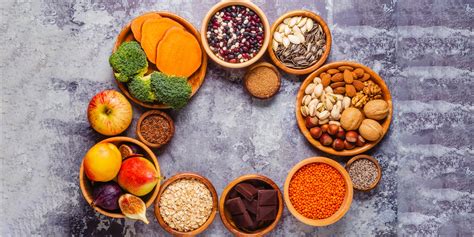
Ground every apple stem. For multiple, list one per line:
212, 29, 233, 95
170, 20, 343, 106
103, 107, 112, 115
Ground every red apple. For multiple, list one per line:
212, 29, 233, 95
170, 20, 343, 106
87, 90, 132, 136
118, 157, 159, 196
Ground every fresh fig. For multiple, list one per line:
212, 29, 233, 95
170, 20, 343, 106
118, 194, 149, 224
119, 143, 142, 159
92, 182, 122, 211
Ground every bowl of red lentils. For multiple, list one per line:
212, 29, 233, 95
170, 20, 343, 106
200, 1, 271, 69
284, 157, 353, 226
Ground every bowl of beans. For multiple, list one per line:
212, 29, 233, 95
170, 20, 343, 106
201, 0, 271, 69
284, 157, 353, 226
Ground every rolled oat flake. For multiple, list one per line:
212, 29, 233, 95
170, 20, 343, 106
348, 159, 378, 190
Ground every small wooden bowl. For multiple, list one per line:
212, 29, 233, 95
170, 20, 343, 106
295, 61, 393, 156
345, 154, 382, 191
136, 110, 175, 149
284, 157, 353, 226
154, 172, 218, 236
113, 12, 208, 109
267, 10, 332, 75
243, 62, 281, 99
79, 137, 160, 218
200, 0, 271, 69
219, 174, 283, 236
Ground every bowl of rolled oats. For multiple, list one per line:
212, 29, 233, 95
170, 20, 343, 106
154, 172, 218, 235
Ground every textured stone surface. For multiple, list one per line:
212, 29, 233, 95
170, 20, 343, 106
0, 0, 472, 236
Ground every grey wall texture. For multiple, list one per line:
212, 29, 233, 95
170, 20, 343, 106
0, 0, 472, 236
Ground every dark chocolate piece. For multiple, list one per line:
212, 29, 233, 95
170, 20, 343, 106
256, 205, 277, 222
257, 190, 277, 206
233, 211, 255, 230
228, 189, 239, 199
243, 198, 258, 215
225, 197, 246, 215
235, 183, 258, 201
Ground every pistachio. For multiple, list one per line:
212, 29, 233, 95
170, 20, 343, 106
308, 98, 319, 108
314, 83, 323, 97
325, 98, 333, 111
301, 106, 309, 117
305, 83, 316, 94
343, 96, 351, 109
302, 95, 312, 106
319, 119, 329, 125
313, 77, 322, 84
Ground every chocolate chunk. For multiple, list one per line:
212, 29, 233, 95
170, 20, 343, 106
256, 205, 277, 222
243, 198, 257, 215
257, 190, 277, 206
225, 197, 246, 215
228, 189, 239, 199
235, 183, 258, 201
233, 211, 255, 230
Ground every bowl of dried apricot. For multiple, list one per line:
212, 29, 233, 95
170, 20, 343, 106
295, 61, 393, 156
284, 157, 353, 226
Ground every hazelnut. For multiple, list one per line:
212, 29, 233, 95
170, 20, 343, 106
359, 119, 384, 141
319, 133, 333, 146
332, 138, 344, 151
340, 108, 364, 130
345, 131, 358, 143
305, 116, 318, 128
355, 135, 366, 147
327, 124, 339, 136
344, 140, 356, 150
321, 124, 329, 133
336, 127, 345, 139
310, 127, 323, 139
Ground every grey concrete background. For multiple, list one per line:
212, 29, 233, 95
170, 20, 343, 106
0, 0, 472, 236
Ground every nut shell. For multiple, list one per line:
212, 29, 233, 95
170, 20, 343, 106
359, 119, 384, 141
363, 99, 389, 120
340, 108, 364, 131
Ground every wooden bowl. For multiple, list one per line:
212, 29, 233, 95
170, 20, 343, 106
295, 61, 393, 156
267, 10, 332, 75
345, 154, 382, 191
243, 62, 281, 99
79, 136, 160, 218
219, 174, 283, 236
136, 110, 175, 149
284, 157, 353, 226
154, 172, 218, 236
113, 11, 208, 109
200, 0, 271, 69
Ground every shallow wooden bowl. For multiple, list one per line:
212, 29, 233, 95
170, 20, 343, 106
113, 11, 208, 109
345, 154, 382, 191
154, 172, 218, 236
267, 10, 332, 75
295, 61, 393, 156
79, 136, 160, 218
284, 157, 353, 226
243, 62, 281, 99
136, 110, 175, 149
200, 0, 271, 69
219, 174, 283, 236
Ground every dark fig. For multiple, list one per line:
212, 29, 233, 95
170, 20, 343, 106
92, 182, 122, 211
119, 143, 142, 159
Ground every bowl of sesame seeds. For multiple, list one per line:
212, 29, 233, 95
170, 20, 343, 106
201, 0, 270, 68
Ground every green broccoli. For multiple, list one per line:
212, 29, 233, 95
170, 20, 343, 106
150, 72, 192, 109
128, 75, 156, 103
109, 41, 148, 83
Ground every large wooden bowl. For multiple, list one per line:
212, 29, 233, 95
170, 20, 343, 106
113, 12, 208, 109
200, 0, 271, 69
284, 157, 353, 226
295, 61, 393, 156
219, 174, 283, 236
267, 10, 332, 75
345, 154, 382, 191
79, 137, 160, 218
154, 173, 218, 236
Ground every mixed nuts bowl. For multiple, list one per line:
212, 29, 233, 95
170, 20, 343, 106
295, 62, 392, 156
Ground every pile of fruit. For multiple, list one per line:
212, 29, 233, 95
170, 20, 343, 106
83, 142, 160, 224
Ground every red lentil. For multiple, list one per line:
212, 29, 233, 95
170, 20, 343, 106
289, 163, 346, 219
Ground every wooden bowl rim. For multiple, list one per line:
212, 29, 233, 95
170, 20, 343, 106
345, 154, 382, 191
136, 110, 175, 149
113, 11, 208, 109
243, 62, 281, 99
283, 157, 353, 226
218, 174, 283, 236
79, 136, 161, 218
295, 61, 393, 156
200, 0, 271, 69
267, 10, 332, 75
154, 172, 218, 236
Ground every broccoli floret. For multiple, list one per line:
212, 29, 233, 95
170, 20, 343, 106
128, 75, 156, 103
109, 41, 148, 83
150, 72, 192, 109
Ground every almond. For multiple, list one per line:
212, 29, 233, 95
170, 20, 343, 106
343, 70, 354, 84
338, 66, 354, 71
353, 80, 365, 91
345, 84, 357, 97
333, 87, 346, 94
331, 73, 343, 82
330, 82, 346, 88
327, 69, 340, 75
322, 75, 331, 87
354, 68, 365, 78
360, 73, 370, 81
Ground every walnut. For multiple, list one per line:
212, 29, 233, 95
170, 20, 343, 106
352, 92, 369, 108
363, 80, 382, 98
